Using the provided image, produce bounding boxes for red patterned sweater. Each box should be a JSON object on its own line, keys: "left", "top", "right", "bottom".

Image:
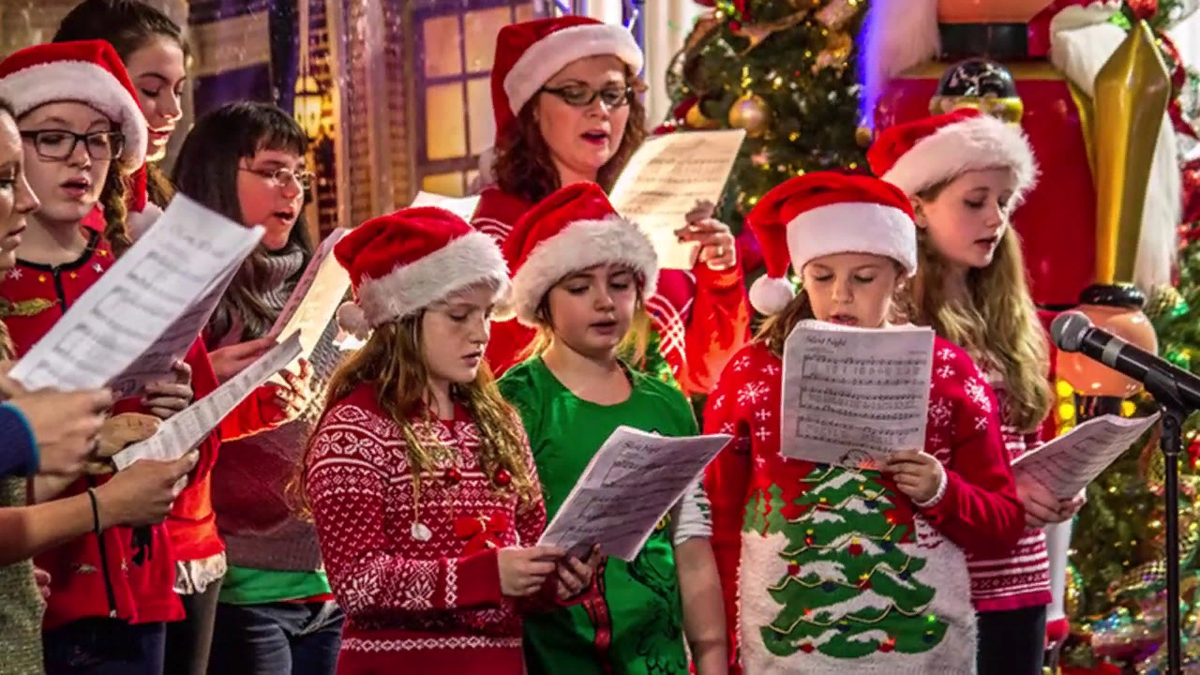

{"left": 704, "top": 339, "right": 1025, "bottom": 674}
{"left": 305, "top": 383, "right": 553, "bottom": 675}
{"left": 967, "top": 374, "right": 1052, "bottom": 612}
{"left": 471, "top": 186, "right": 751, "bottom": 394}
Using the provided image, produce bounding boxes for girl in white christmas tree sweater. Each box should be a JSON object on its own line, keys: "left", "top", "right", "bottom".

{"left": 868, "top": 109, "right": 1086, "bottom": 675}
{"left": 303, "top": 207, "right": 595, "bottom": 675}
{"left": 705, "top": 171, "right": 1025, "bottom": 674}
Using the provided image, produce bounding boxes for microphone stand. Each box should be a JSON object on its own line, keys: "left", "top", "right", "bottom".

{"left": 1143, "top": 369, "right": 1190, "bottom": 674}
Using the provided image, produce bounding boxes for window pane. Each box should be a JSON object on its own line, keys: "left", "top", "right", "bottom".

{"left": 515, "top": 3, "right": 535, "bottom": 21}
{"left": 463, "top": 7, "right": 511, "bottom": 73}
{"left": 466, "top": 77, "right": 495, "bottom": 155}
{"left": 425, "top": 83, "right": 467, "bottom": 160}
{"left": 423, "top": 172, "right": 465, "bottom": 197}
{"left": 422, "top": 15, "right": 462, "bottom": 78}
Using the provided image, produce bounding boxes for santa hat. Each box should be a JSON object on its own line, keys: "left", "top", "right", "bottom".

{"left": 503, "top": 182, "right": 657, "bottom": 326}
{"left": 867, "top": 108, "right": 1038, "bottom": 204}
{"left": 0, "top": 40, "right": 147, "bottom": 172}
{"left": 126, "top": 166, "right": 163, "bottom": 239}
{"left": 746, "top": 172, "right": 917, "bottom": 315}
{"left": 333, "top": 206, "right": 510, "bottom": 337}
{"left": 491, "top": 16, "right": 642, "bottom": 137}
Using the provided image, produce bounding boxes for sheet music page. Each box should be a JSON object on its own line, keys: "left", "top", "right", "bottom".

{"left": 9, "top": 195, "right": 264, "bottom": 392}
{"left": 266, "top": 228, "right": 350, "bottom": 363}
{"left": 538, "top": 426, "right": 731, "bottom": 561}
{"left": 780, "top": 319, "right": 935, "bottom": 468}
{"left": 1012, "top": 412, "right": 1160, "bottom": 500}
{"left": 410, "top": 191, "right": 481, "bottom": 222}
{"left": 113, "top": 331, "right": 303, "bottom": 469}
{"left": 608, "top": 129, "right": 746, "bottom": 270}
{"left": 107, "top": 236, "right": 259, "bottom": 398}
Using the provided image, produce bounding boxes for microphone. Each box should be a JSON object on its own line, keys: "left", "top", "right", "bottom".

{"left": 1050, "top": 311, "right": 1200, "bottom": 410}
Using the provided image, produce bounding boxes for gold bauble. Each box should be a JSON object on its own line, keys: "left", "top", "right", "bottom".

{"left": 685, "top": 102, "right": 720, "bottom": 130}
{"left": 856, "top": 125, "right": 873, "bottom": 148}
{"left": 728, "top": 93, "right": 771, "bottom": 137}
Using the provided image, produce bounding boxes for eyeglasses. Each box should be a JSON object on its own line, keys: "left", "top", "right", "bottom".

{"left": 20, "top": 130, "right": 125, "bottom": 162}
{"left": 540, "top": 84, "right": 635, "bottom": 108}
{"left": 239, "top": 166, "right": 315, "bottom": 190}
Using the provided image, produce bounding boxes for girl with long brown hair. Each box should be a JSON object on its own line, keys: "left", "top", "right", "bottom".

{"left": 474, "top": 15, "right": 750, "bottom": 395}
{"left": 868, "top": 109, "right": 1084, "bottom": 675}
{"left": 304, "top": 206, "right": 592, "bottom": 674}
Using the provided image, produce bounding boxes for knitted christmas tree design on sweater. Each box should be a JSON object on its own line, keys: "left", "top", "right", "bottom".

{"left": 758, "top": 465, "right": 945, "bottom": 659}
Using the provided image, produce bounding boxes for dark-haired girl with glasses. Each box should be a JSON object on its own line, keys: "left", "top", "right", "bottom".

{"left": 472, "top": 16, "right": 751, "bottom": 400}
{"left": 171, "top": 100, "right": 345, "bottom": 675}
{"left": 0, "top": 40, "right": 202, "bottom": 675}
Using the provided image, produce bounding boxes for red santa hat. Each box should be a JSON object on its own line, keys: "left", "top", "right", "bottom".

{"left": 867, "top": 108, "right": 1038, "bottom": 204}
{"left": 0, "top": 40, "right": 147, "bottom": 172}
{"left": 747, "top": 172, "right": 917, "bottom": 315}
{"left": 491, "top": 16, "right": 643, "bottom": 137}
{"left": 126, "top": 166, "right": 163, "bottom": 239}
{"left": 502, "top": 182, "right": 657, "bottom": 326}
{"left": 333, "top": 207, "right": 510, "bottom": 337}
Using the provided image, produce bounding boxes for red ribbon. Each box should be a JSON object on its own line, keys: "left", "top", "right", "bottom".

{"left": 1127, "top": 0, "right": 1159, "bottom": 21}
{"left": 454, "top": 513, "right": 510, "bottom": 555}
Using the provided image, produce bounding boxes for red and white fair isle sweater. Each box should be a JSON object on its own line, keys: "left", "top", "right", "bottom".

{"left": 704, "top": 339, "right": 1025, "bottom": 674}
{"left": 967, "top": 374, "right": 1053, "bottom": 612}
{"left": 471, "top": 186, "right": 751, "bottom": 394}
{"left": 305, "top": 384, "right": 551, "bottom": 675}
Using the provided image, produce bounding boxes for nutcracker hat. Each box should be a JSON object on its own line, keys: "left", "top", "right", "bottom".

{"left": 0, "top": 40, "right": 147, "bottom": 171}
{"left": 746, "top": 172, "right": 917, "bottom": 315}
{"left": 492, "top": 16, "right": 643, "bottom": 137}
{"left": 867, "top": 108, "right": 1038, "bottom": 204}
{"left": 502, "top": 182, "right": 657, "bottom": 326}
{"left": 334, "top": 207, "right": 510, "bottom": 337}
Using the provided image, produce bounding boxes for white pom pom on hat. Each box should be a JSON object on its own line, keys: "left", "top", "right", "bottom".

{"left": 744, "top": 171, "right": 918, "bottom": 315}
{"left": 336, "top": 301, "right": 372, "bottom": 341}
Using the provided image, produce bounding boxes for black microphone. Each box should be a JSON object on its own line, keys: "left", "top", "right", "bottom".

{"left": 1050, "top": 311, "right": 1200, "bottom": 410}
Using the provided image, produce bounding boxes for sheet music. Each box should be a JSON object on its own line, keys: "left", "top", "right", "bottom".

{"left": 9, "top": 195, "right": 264, "bottom": 393}
{"left": 608, "top": 129, "right": 746, "bottom": 270}
{"left": 780, "top": 320, "right": 935, "bottom": 468}
{"left": 1012, "top": 412, "right": 1161, "bottom": 500}
{"left": 266, "top": 228, "right": 350, "bottom": 363}
{"left": 538, "top": 426, "right": 731, "bottom": 561}
{"left": 113, "top": 331, "right": 303, "bottom": 469}
{"left": 410, "top": 191, "right": 481, "bottom": 222}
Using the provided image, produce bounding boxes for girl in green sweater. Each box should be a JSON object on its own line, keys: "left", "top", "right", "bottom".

{"left": 497, "top": 182, "right": 727, "bottom": 675}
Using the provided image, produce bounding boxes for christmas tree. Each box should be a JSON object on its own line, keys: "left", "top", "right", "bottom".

{"left": 761, "top": 465, "right": 945, "bottom": 658}
{"left": 661, "top": 0, "right": 870, "bottom": 253}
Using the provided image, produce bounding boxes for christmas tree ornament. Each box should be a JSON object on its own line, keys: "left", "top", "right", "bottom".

{"left": 732, "top": 9, "right": 809, "bottom": 54}
{"left": 728, "top": 92, "right": 771, "bottom": 137}
{"left": 855, "top": 125, "right": 873, "bottom": 148}
{"left": 812, "top": 32, "right": 853, "bottom": 74}
{"left": 686, "top": 100, "right": 721, "bottom": 129}
{"left": 815, "top": 0, "right": 863, "bottom": 31}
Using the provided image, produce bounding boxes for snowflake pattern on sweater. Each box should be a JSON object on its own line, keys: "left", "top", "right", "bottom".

{"left": 704, "top": 339, "right": 1025, "bottom": 674}
{"left": 306, "top": 384, "right": 548, "bottom": 675}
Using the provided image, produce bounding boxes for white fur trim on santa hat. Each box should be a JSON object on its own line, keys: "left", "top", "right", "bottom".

{"left": 503, "top": 23, "right": 643, "bottom": 115}
{"left": 785, "top": 202, "right": 918, "bottom": 277}
{"left": 858, "top": 0, "right": 939, "bottom": 127}
{"left": 355, "top": 230, "right": 510, "bottom": 327}
{"left": 0, "top": 61, "right": 147, "bottom": 170}
{"left": 508, "top": 215, "right": 658, "bottom": 326}
{"left": 1050, "top": 17, "right": 1180, "bottom": 291}
{"left": 882, "top": 114, "right": 1038, "bottom": 205}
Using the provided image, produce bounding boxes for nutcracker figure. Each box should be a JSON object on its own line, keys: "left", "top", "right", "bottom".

{"left": 860, "top": 1, "right": 1179, "bottom": 667}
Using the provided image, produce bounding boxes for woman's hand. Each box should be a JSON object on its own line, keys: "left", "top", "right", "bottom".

{"left": 497, "top": 545, "right": 564, "bottom": 598}
{"left": 142, "top": 360, "right": 193, "bottom": 420}
{"left": 34, "top": 567, "right": 51, "bottom": 600}
{"left": 676, "top": 200, "right": 736, "bottom": 272}
{"left": 94, "top": 451, "right": 199, "bottom": 528}
{"left": 1017, "top": 474, "right": 1084, "bottom": 527}
{"left": 881, "top": 450, "right": 944, "bottom": 505}
{"left": 262, "top": 360, "right": 313, "bottom": 425}
{"left": 555, "top": 545, "right": 602, "bottom": 601}
{"left": 209, "top": 338, "right": 276, "bottom": 383}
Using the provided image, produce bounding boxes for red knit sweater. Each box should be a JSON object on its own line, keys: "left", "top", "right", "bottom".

{"left": 704, "top": 338, "right": 1025, "bottom": 673}
{"left": 0, "top": 228, "right": 193, "bottom": 627}
{"left": 471, "top": 186, "right": 751, "bottom": 394}
{"left": 306, "top": 384, "right": 555, "bottom": 674}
